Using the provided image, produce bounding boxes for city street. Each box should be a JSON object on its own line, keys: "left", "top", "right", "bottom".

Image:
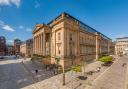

{"left": 0, "top": 56, "right": 34, "bottom": 89}
{"left": 0, "top": 56, "right": 128, "bottom": 89}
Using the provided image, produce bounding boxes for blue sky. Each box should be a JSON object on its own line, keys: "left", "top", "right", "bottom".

{"left": 0, "top": 0, "right": 128, "bottom": 44}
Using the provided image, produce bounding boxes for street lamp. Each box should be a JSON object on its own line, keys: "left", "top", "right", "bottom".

{"left": 56, "top": 43, "right": 65, "bottom": 85}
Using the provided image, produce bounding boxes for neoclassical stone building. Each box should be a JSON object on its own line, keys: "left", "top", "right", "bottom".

{"left": 33, "top": 12, "right": 114, "bottom": 68}
{"left": 20, "top": 39, "right": 33, "bottom": 57}
{"left": 115, "top": 37, "right": 128, "bottom": 55}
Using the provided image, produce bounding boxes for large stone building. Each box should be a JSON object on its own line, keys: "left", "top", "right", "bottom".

{"left": 115, "top": 37, "right": 128, "bottom": 55}
{"left": 0, "top": 36, "right": 6, "bottom": 56}
{"left": 33, "top": 12, "right": 114, "bottom": 68}
{"left": 13, "top": 39, "right": 22, "bottom": 55}
{"left": 20, "top": 39, "right": 33, "bottom": 57}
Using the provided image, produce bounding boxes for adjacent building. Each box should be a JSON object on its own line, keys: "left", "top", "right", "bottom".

{"left": 6, "top": 45, "right": 14, "bottom": 55}
{"left": 20, "top": 39, "right": 33, "bottom": 57}
{"left": 33, "top": 12, "right": 114, "bottom": 68}
{"left": 0, "top": 36, "right": 6, "bottom": 56}
{"left": 115, "top": 37, "right": 128, "bottom": 55}
{"left": 13, "top": 39, "right": 22, "bottom": 55}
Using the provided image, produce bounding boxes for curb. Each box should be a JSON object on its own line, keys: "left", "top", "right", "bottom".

{"left": 125, "top": 63, "right": 128, "bottom": 89}
{"left": 85, "top": 58, "right": 119, "bottom": 89}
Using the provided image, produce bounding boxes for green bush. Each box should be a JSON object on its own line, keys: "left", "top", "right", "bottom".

{"left": 70, "top": 65, "right": 82, "bottom": 72}
{"left": 99, "top": 56, "right": 112, "bottom": 63}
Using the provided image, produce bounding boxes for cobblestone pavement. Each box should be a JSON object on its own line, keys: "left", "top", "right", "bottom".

{"left": 22, "top": 59, "right": 110, "bottom": 89}
{"left": 86, "top": 56, "right": 128, "bottom": 89}
{"left": 0, "top": 56, "right": 34, "bottom": 89}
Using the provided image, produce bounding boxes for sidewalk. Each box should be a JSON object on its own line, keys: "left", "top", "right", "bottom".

{"left": 22, "top": 58, "right": 55, "bottom": 82}
{"left": 21, "top": 59, "right": 111, "bottom": 89}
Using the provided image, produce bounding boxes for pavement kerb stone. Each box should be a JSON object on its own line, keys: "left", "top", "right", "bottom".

{"left": 85, "top": 58, "right": 119, "bottom": 89}
{"left": 125, "top": 62, "right": 128, "bottom": 89}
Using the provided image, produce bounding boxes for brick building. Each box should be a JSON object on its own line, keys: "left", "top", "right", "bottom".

{"left": 0, "top": 36, "right": 6, "bottom": 56}
{"left": 13, "top": 39, "right": 22, "bottom": 55}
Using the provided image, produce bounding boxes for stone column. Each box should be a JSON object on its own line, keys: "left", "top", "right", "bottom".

{"left": 33, "top": 37, "right": 35, "bottom": 54}
{"left": 39, "top": 35, "right": 41, "bottom": 54}
{"left": 40, "top": 34, "right": 43, "bottom": 55}
{"left": 43, "top": 33, "right": 46, "bottom": 56}
{"left": 35, "top": 37, "right": 37, "bottom": 54}
{"left": 37, "top": 36, "right": 39, "bottom": 54}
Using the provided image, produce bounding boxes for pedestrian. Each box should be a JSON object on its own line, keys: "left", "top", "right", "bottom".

{"left": 122, "top": 63, "right": 126, "bottom": 67}
{"left": 96, "top": 67, "right": 101, "bottom": 72}
{"left": 35, "top": 69, "right": 38, "bottom": 74}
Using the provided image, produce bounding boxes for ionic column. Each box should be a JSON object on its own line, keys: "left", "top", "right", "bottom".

{"left": 37, "top": 35, "right": 39, "bottom": 54}
{"left": 36, "top": 36, "right": 38, "bottom": 54}
{"left": 39, "top": 35, "right": 41, "bottom": 54}
{"left": 35, "top": 37, "right": 37, "bottom": 53}
{"left": 33, "top": 37, "right": 35, "bottom": 54}
{"left": 43, "top": 33, "right": 46, "bottom": 56}
{"left": 38, "top": 35, "right": 40, "bottom": 54}
{"left": 41, "top": 34, "right": 43, "bottom": 54}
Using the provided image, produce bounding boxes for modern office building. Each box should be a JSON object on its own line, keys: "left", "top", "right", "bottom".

{"left": 0, "top": 36, "right": 6, "bottom": 56}
{"left": 20, "top": 39, "right": 33, "bottom": 57}
{"left": 33, "top": 12, "right": 114, "bottom": 68}
{"left": 115, "top": 37, "right": 128, "bottom": 55}
{"left": 13, "top": 39, "right": 22, "bottom": 55}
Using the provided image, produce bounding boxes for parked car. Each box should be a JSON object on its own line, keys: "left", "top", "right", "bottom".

{"left": 0, "top": 56, "right": 4, "bottom": 59}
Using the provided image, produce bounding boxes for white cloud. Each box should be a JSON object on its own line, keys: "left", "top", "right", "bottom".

{"left": 0, "top": 0, "right": 21, "bottom": 7}
{"left": 7, "top": 39, "right": 13, "bottom": 44}
{"left": 0, "top": 20, "right": 15, "bottom": 32}
{"left": 7, "top": 39, "right": 13, "bottom": 43}
{"left": 35, "top": 1, "right": 40, "bottom": 8}
{"left": 19, "top": 25, "right": 23, "bottom": 29}
{"left": 26, "top": 28, "right": 32, "bottom": 32}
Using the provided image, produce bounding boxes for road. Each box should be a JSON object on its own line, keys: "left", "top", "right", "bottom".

{"left": 0, "top": 56, "right": 34, "bottom": 89}
{"left": 87, "top": 56, "right": 128, "bottom": 89}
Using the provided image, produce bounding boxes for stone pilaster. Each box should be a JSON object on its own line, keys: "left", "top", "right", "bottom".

{"left": 96, "top": 32, "right": 99, "bottom": 60}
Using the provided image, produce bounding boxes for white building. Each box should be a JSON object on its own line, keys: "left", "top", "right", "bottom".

{"left": 115, "top": 37, "right": 128, "bottom": 55}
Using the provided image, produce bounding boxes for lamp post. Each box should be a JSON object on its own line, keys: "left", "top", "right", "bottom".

{"left": 57, "top": 43, "right": 65, "bottom": 85}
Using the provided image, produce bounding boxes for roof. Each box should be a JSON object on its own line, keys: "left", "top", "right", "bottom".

{"left": 47, "top": 12, "right": 111, "bottom": 40}
{"left": 116, "top": 37, "right": 128, "bottom": 39}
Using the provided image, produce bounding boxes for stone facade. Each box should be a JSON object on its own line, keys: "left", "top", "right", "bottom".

{"left": 115, "top": 37, "right": 128, "bottom": 55}
{"left": 20, "top": 39, "right": 33, "bottom": 57}
{"left": 33, "top": 12, "right": 114, "bottom": 68}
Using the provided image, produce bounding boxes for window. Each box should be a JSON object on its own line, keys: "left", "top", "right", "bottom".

{"left": 70, "top": 33, "right": 72, "bottom": 41}
{"left": 58, "top": 49, "right": 61, "bottom": 54}
{"left": 58, "top": 32, "right": 61, "bottom": 40}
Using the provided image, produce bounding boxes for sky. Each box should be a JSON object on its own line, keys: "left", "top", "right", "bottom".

{"left": 0, "top": 0, "right": 128, "bottom": 44}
